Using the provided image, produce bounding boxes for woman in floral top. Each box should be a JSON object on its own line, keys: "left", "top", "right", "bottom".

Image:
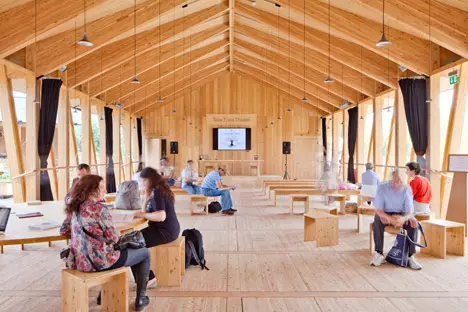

{"left": 60, "top": 174, "right": 150, "bottom": 311}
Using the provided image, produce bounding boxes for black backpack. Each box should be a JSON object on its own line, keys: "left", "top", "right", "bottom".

{"left": 206, "top": 201, "right": 222, "bottom": 213}
{"left": 182, "top": 229, "right": 209, "bottom": 270}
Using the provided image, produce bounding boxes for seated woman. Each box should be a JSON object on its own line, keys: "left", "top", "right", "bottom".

{"left": 60, "top": 174, "right": 150, "bottom": 311}
{"left": 135, "top": 167, "right": 181, "bottom": 284}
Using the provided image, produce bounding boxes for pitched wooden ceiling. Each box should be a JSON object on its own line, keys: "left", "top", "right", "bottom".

{"left": 1, "top": 0, "right": 467, "bottom": 115}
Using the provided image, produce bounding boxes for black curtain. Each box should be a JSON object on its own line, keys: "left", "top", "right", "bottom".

{"left": 137, "top": 118, "right": 143, "bottom": 162}
{"left": 321, "top": 118, "right": 327, "bottom": 158}
{"left": 105, "top": 107, "right": 116, "bottom": 193}
{"left": 347, "top": 107, "right": 358, "bottom": 183}
{"left": 38, "top": 79, "right": 62, "bottom": 201}
{"left": 399, "top": 79, "right": 428, "bottom": 166}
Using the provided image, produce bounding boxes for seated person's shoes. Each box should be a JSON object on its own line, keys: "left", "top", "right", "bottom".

{"left": 407, "top": 256, "right": 422, "bottom": 270}
{"left": 229, "top": 208, "right": 238, "bottom": 212}
{"left": 221, "top": 210, "right": 234, "bottom": 215}
{"left": 135, "top": 296, "right": 150, "bottom": 311}
{"left": 370, "top": 252, "right": 386, "bottom": 267}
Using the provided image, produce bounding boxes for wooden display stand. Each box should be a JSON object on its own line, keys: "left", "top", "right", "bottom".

{"left": 446, "top": 154, "right": 468, "bottom": 236}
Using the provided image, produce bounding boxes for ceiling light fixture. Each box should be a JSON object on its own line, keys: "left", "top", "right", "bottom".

{"left": 426, "top": 0, "right": 432, "bottom": 103}
{"left": 33, "top": 0, "right": 40, "bottom": 104}
{"left": 77, "top": 0, "right": 93, "bottom": 46}
{"left": 130, "top": 0, "right": 140, "bottom": 84}
{"left": 376, "top": 0, "right": 391, "bottom": 47}
{"left": 324, "top": 0, "right": 334, "bottom": 83}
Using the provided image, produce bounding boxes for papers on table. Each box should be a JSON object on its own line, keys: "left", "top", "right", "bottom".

{"left": 218, "top": 184, "right": 239, "bottom": 191}
{"left": 28, "top": 221, "right": 60, "bottom": 231}
{"left": 110, "top": 211, "right": 135, "bottom": 223}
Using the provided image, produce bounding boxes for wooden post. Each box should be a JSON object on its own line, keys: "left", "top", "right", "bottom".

{"left": 48, "top": 147, "right": 59, "bottom": 200}
{"left": 24, "top": 75, "right": 39, "bottom": 201}
{"left": 0, "top": 65, "right": 26, "bottom": 202}
{"left": 123, "top": 111, "right": 132, "bottom": 180}
{"left": 57, "top": 80, "right": 70, "bottom": 200}
{"left": 342, "top": 109, "right": 348, "bottom": 182}
{"left": 373, "top": 95, "right": 383, "bottom": 179}
{"left": 428, "top": 73, "right": 442, "bottom": 217}
{"left": 356, "top": 104, "right": 367, "bottom": 182}
{"left": 96, "top": 104, "right": 107, "bottom": 181}
{"left": 81, "top": 91, "right": 92, "bottom": 165}
{"left": 113, "top": 108, "right": 121, "bottom": 186}
{"left": 383, "top": 111, "right": 395, "bottom": 179}
{"left": 394, "top": 87, "right": 406, "bottom": 169}
{"left": 68, "top": 107, "right": 79, "bottom": 167}
{"left": 132, "top": 116, "right": 140, "bottom": 173}
{"left": 332, "top": 112, "right": 340, "bottom": 176}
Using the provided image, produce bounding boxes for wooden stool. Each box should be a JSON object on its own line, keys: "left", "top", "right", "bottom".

{"left": 369, "top": 222, "right": 400, "bottom": 255}
{"left": 309, "top": 204, "right": 338, "bottom": 216}
{"left": 190, "top": 195, "right": 209, "bottom": 215}
{"left": 304, "top": 212, "right": 339, "bottom": 247}
{"left": 414, "top": 214, "right": 432, "bottom": 221}
{"left": 357, "top": 206, "right": 376, "bottom": 233}
{"left": 62, "top": 267, "right": 128, "bottom": 312}
{"left": 327, "top": 194, "right": 346, "bottom": 214}
{"left": 149, "top": 237, "right": 185, "bottom": 286}
{"left": 290, "top": 195, "right": 309, "bottom": 215}
{"left": 421, "top": 220, "right": 465, "bottom": 259}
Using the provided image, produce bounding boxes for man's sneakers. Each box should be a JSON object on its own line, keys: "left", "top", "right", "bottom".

{"left": 221, "top": 208, "right": 237, "bottom": 215}
{"left": 230, "top": 208, "right": 238, "bottom": 212}
{"left": 370, "top": 252, "right": 386, "bottom": 267}
{"left": 407, "top": 256, "right": 423, "bottom": 270}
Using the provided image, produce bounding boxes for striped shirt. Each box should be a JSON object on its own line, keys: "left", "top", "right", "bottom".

{"left": 201, "top": 170, "right": 222, "bottom": 190}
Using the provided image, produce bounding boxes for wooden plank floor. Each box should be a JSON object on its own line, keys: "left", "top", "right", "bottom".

{"left": 1, "top": 179, "right": 468, "bottom": 311}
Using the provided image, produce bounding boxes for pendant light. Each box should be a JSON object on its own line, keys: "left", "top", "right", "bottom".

{"left": 156, "top": 0, "right": 164, "bottom": 103}
{"left": 376, "top": 0, "right": 391, "bottom": 47}
{"left": 287, "top": 0, "right": 292, "bottom": 112}
{"left": 171, "top": 6, "right": 176, "bottom": 114}
{"left": 130, "top": 0, "right": 140, "bottom": 84}
{"left": 324, "top": 0, "right": 334, "bottom": 83}
{"left": 276, "top": 5, "right": 281, "bottom": 119}
{"left": 77, "top": 0, "right": 93, "bottom": 46}
{"left": 301, "top": 0, "right": 308, "bottom": 102}
{"left": 33, "top": 0, "right": 40, "bottom": 104}
{"left": 426, "top": 0, "right": 432, "bottom": 103}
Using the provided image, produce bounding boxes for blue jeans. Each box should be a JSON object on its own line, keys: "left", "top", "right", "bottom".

{"left": 183, "top": 184, "right": 202, "bottom": 195}
{"left": 202, "top": 188, "right": 232, "bottom": 211}
{"left": 166, "top": 178, "right": 175, "bottom": 186}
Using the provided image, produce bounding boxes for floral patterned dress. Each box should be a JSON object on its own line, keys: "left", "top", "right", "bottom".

{"left": 60, "top": 200, "right": 121, "bottom": 272}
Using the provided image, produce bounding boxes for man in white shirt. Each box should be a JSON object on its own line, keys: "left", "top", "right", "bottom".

{"left": 181, "top": 160, "right": 201, "bottom": 194}
{"left": 160, "top": 157, "right": 176, "bottom": 186}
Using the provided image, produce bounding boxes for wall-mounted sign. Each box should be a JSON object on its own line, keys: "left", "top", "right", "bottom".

{"left": 449, "top": 69, "right": 459, "bottom": 85}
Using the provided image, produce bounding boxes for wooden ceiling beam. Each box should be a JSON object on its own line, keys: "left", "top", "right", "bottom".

{"left": 235, "top": 39, "right": 361, "bottom": 104}
{"left": 236, "top": 3, "right": 399, "bottom": 88}
{"left": 234, "top": 48, "right": 343, "bottom": 108}
{"left": 235, "top": 22, "right": 375, "bottom": 97}
{"left": 233, "top": 60, "right": 334, "bottom": 114}
{"left": 353, "top": 0, "right": 468, "bottom": 62}
{"left": 106, "top": 40, "right": 229, "bottom": 105}
{"left": 67, "top": 3, "right": 228, "bottom": 88}
{"left": 89, "top": 26, "right": 229, "bottom": 98}
{"left": 133, "top": 60, "right": 229, "bottom": 113}
{"left": 0, "top": 0, "right": 109, "bottom": 59}
{"left": 35, "top": 0, "right": 187, "bottom": 76}
{"left": 275, "top": 0, "right": 430, "bottom": 74}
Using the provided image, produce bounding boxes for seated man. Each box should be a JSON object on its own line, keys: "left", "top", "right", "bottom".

{"left": 64, "top": 163, "right": 90, "bottom": 203}
{"left": 201, "top": 167, "right": 236, "bottom": 215}
{"left": 361, "top": 162, "right": 380, "bottom": 204}
{"left": 406, "top": 162, "right": 432, "bottom": 215}
{"left": 159, "top": 157, "right": 176, "bottom": 186}
{"left": 181, "top": 160, "right": 201, "bottom": 195}
{"left": 370, "top": 170, "right": 421, "bottom": 270}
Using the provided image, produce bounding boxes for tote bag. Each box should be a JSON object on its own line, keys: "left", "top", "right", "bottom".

{"left": 386, "top": 222, "right": 428, "bottom": 267}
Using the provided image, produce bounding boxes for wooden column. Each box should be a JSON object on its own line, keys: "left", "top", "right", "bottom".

{"left": 96, "top": 104, "right": 107, "bottom": 181}
{"left": 356, "top": 104, "right": 367, "bottom": 183}
{"left": 332, "top": 112, "right": 340, "bottom": 175}
{"left": 373, "top": 95, "right": 383, "bottom": 179}
{"left": 24, "top": 75, "right": 39, "bottom": 201}
{"left": 0, "top": 65, "right": 26, "bottom": 202}
{"left": 428, "top": 73, "right": 441, "bottom": 217}
{"left": 113, "top": 108, "right": 121, "bottom": 186}
{"left": 57, "top": 82, "right": 70, "bottom": 200}
{"left": 342, "top": 109, "right": 348, "bottom": 182}
{"left": 394, "top": 87, "right": 406, "bottom": 169}
{"left": 81, "top": 92, "right": 92, "bottom": 166}
{"left": 122, "top": 111, "right": 132, "bottom": 180}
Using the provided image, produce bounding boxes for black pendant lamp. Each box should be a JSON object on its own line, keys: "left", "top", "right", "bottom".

{"left": 376, "top": 0, "right": 391, "bottom": 47}
{"left": 77, "top": 0, "right": 93, "bottom": 47}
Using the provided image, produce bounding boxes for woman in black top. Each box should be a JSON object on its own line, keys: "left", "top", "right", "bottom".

{"left": 135, "top": 167, "right": 181, "bottom": 285}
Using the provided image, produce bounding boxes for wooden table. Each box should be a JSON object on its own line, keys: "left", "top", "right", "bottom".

{"left": 0, "top": 201, "right": 147, "bottom": 253}
{"left": 199, "top": 160, "right": 264, "bottom": 176}
{"left": 273, "top": 189, "right": 324, "bottom": 206}
{"left": 262, "top": 179, "right": 321, "bottom": 194}
{"left": 268, "top": 183, "right": 322, "bottom": 199}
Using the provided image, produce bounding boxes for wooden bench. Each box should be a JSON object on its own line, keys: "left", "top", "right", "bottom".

{"left": 262, "top": 179, "right": 320, "bottom": 195}
{"left": 358, "top": 195, "right": 373, "bottom": 205}
{"left": 327, "top": 194, "right": 346, "bottom": 214}
{"left": 357, "top": 206, "right": 376, "bottom": 233}
{"left": 369, "top": 222, "right": 400, "bottom": 255}
{"left": 190, "top": 195, "right": 209, "bottom": 215}
{"left": 171, "top": 186, "right": 188, "bottom": 195}
{"left": 414, "top": 214, "right": 432, "bottom": 221}
{"left": 62, "top": 267, "right": 128, "bottom": 312}
{"left": 149, "top": 236, "right": 185, "bottom": 286}
{"left": 304, "top": 212, "right": 339, "bottom": 246}
{"left": 421, "top": 220, "right": 465, "bottom": 259}
{"left": 268, "top": 183, "right": 321, "bottom": 200}
{"left": 273, "top": 188, "right": 324, "bottom": 206}
{"left": 290, "top": 195, "right": 309, "bottom": 215}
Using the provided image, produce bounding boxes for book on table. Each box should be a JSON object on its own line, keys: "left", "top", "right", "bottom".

{"left": 16, "top": 212, "right": 43, "bottom": 219}
{"left": 28, "top": 221, "right": 61, "bottom": 231}
{"left": 217, "top": 184, "right": 239, "bottom": 191}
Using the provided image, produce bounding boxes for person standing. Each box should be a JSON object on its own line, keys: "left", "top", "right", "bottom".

{"left": 180, "top": 160, "right": 202, "bottom": 194}
{"left": 201, "top": 167, "right": 237, "bottom": 215}
{"left": 370, "top": 170, "right": 422, "bottom": 270}
{"left": 160, "top": 157, "right": 176, "bottom": 186}
{"left": 406, "top": 162, "right": 432, "bottom": 215}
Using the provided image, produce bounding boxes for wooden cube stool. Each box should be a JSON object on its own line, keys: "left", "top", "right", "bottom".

{"left": 62, "top": 267, "right": 129, "bottom": 312}
{"left": 421, "top": 220, "right": 465, "bottom": 259}
{"left": 369, "top": 222, "right": 400, "bottom": 255}
{"left": 304, "top": 212, "right": 339, "bottom": 247}
{"left": 414, "top": 214, "right": 432, "bottom": 221}
{"left": 190, "top": 195, "right": 209, "bottom": 215}
{"left": 290, "top": 195, "right": 309, "bottom": 215}
{"left": 357, "top": 206, "right": 376, "bottom": 233}
{"left": 327, "top": 194, "right": 346, "bottom": 214}
{"left": 149, "top": 236, "right": 185, "bottom": 286}
{"left": 309, "top": 204, "right": 338, "bottom": 216}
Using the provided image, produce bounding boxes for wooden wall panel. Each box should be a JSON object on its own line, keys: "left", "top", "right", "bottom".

{"left": 142, "top": 72, "right": 320, "bottom": 177}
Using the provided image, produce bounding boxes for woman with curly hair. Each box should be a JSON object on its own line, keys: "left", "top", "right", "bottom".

{"left": 135, "top": 167, "right": 180, "bottom": 286}
{"left": 60, "top": 174, "right": 150, "bottom": 311}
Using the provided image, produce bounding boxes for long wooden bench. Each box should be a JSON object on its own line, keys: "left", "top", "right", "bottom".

{"left": 62, "top": 267, "right": 128, "bottom": 312}
{"left": 262, "top": 179, "right": 321, "bottom": 194}
{"left": 273, "top": 189, "right": 324, "bottom": 206}
{"left": 268, "top": 183, "right": 322, "bottom": 199}
{"left": 149, "top": 236, "right": 185, "bottom": 286}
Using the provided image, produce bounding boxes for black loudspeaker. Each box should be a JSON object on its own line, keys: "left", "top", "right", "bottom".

{"left": 282, "top": 142, "right": 291, "bottom": 154}
{"left": 170, "top": 141, "right": 178, "bottom": 154}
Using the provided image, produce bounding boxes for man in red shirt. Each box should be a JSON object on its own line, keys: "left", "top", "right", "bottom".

{"left": 406, "top": 162, "right": 432, "bottom": 215}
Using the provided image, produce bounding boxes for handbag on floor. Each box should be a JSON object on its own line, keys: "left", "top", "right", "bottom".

{"left": 385, "top": 222, "right": 428, "bottom": 267}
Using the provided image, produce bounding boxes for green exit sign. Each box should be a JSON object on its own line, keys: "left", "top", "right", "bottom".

{"left": 450, "top": 74, "right": 459, "bottom": 85}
